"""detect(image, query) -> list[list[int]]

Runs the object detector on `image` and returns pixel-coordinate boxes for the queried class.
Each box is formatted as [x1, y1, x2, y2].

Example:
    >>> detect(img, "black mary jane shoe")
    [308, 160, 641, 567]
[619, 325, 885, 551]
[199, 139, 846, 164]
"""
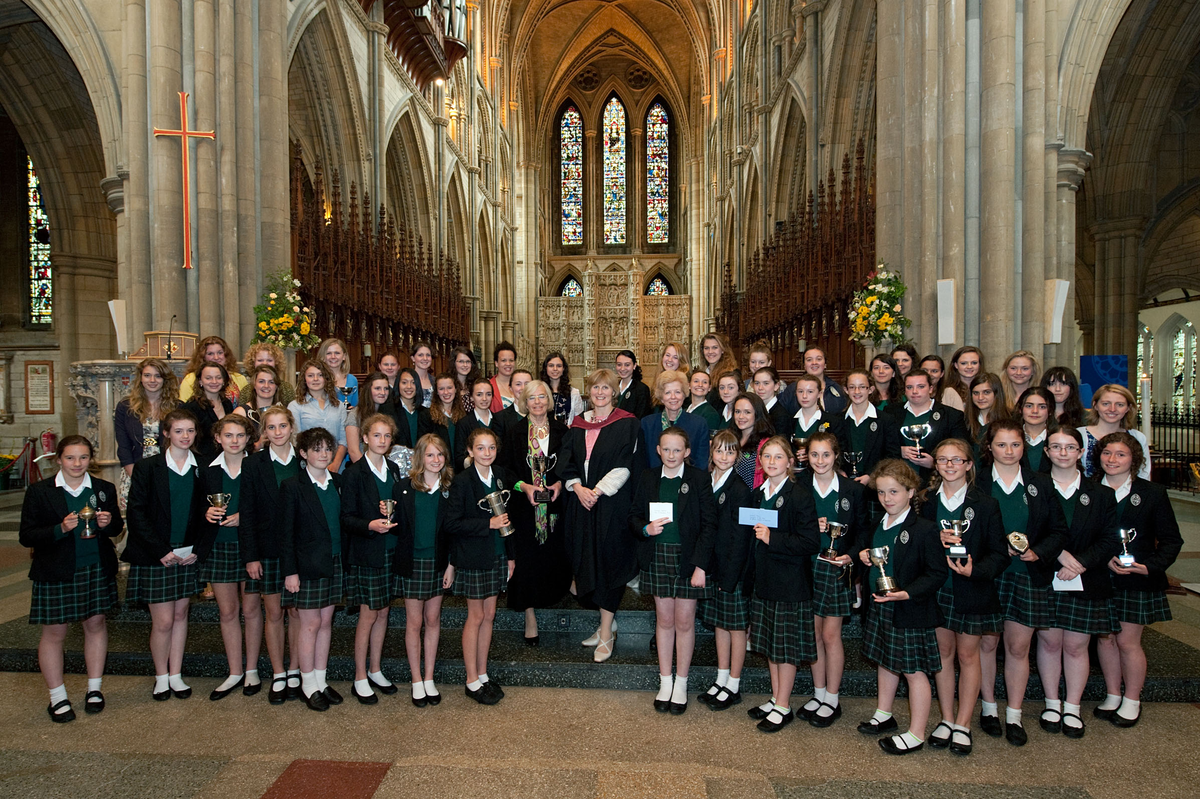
[1039, 708, 1063, 734]
[322, 686, 343, 705]
[242, 678, 262, 697]
[949, 729, 974, 755]
[152, 687, 171, 702]
[747, 703, 775, 721]
[927, 721, 953, 748]
[979, 713, 1002, 737]
[1111, 709, 1140, 728]
[465, 683, 500, 705]
[172, 686, 192, 700]
[424, 686, 442, 706]
[84, 691, 105, 714]
[756, 708, 794, 733]
[879, 735, 924, 755]
[808, 702, 843, 729]
[353, 685, 379, 705]
[1005, 722, 1028, 746]
[796, 698, 819, 721]
[709, 688, 743, 712]
[653, 696, 671, 713]
[286, 678, 301, 701]
[669, 699, 687, 716]
[410, 690, 427, 709]
[48, 699, 76, 723]
[268, 680, 288, 705]
[856, 716, 898, 735]
[368, 675, 399, 696]
[697, 684, 721, 707]
[1062, 714, 1086, 739]
[1092, 704, 1116, 721]
[303, 689, 330, 712]
[209, 683, 238, 702]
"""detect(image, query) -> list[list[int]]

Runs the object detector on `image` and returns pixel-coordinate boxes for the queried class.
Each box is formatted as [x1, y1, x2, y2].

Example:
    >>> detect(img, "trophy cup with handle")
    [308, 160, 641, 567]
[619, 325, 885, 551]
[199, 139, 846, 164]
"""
[207, 493, 231, 527]
[77, 496, 98, 540]
[843, 451, 864, 478]
[820, 522, 847, 562]
[380, 499, 396, 527]
[526, 452, 558, 504]
[1117, 528, 1138, 568]
[478, 489, 515, 537]
[942, 518, 970, 559]
[869, 546, 898, 594]
[901, 423, 932, 457]
[336, 385, 355, 405]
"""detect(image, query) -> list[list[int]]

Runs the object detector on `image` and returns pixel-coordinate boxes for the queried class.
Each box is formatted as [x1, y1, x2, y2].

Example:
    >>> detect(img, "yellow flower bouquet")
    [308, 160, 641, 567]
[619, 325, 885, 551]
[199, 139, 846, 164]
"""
[847, 264, 912, 348]
[252, 272, 320, 351]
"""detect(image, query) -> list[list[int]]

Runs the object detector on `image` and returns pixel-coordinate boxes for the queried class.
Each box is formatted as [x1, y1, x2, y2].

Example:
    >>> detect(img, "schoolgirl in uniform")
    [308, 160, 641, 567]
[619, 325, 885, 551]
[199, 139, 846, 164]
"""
[630, 426, 717, 715]
[447, 426, 516, 704]
[20, 436, 123, 721]
[1041, 367, 1085, 427]
[1017, 387, 1056, 473]
[340, 413, 404, 705]
[788, 374, 844, 471]
[281, 427, 346, 711]
[976, 419, 1069, 745]
[751, 367, 793, 438]
[856, 459, 947, 754]
[714, 371, 742, 430]
[1035, 426, 1120, 739]
[199, 414, 261, 700]
[432, 372, 466, 458]
[123, 409, 210, 700]
[920, 438, 1006, 755]
[393, 367, 439, 450]
[455, 377, 496, 469]
[838, 369, 902, 487]
[398, 434, 454, 707]
[744, 436, 820, 733]
[698, 430, 753, 710]
[796, 432, 870, 728]
[965, 372, 1009, 464]
[238, 406, 301, 703]
[614, 350, 652, 419]
[234, 364, 282, 445]
[731, 394, 773, 489]
[1093, 431, 1182, 727]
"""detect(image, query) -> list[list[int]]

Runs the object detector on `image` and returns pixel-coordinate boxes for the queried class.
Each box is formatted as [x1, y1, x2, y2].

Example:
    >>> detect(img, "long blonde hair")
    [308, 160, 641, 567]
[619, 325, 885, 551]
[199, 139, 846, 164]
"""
[410, 433, 454, 492]
[317, 338, 351, 379]
[128, 358, 180, 422]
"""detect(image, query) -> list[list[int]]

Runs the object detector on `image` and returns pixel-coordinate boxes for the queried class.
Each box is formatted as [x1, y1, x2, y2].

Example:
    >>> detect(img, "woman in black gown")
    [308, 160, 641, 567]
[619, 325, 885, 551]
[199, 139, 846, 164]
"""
[501, 380, 573, 644]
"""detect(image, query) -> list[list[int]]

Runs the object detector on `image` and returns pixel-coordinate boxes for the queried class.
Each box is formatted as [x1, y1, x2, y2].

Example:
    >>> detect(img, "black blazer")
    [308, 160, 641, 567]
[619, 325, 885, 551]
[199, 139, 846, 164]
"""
[1056, 478, 1121, 599]
[20, 476, 124, 582]
[1111, 478, 1183, 594]
[279, 467, 345, 580]
[765, 401, 794, 439]
[868, 513, 948, 629]
[445, 465, 517, 570]
[387, 401, 440, 449]
[629, 465, 718, 579]
[122, 453, 211, 566]
[198, 462, 245, 565]
[340, 456, 405, 569]
[975, 466, 1070, 587]
[616, 379, 652, 419]
[918, 485, 1008, 614]
[795, 472, 872, 558]
[742, 481, 820, 603]
[393, 476, 451, 576]
[491, 406, 525, 442]
[884, 400, 969, 481]
[454, 410, 495, 468]
[708, 475, 754, 592]
[181, 397, 237, 464]
[238, 448, 293, 564]
[836, 408, 902, 477]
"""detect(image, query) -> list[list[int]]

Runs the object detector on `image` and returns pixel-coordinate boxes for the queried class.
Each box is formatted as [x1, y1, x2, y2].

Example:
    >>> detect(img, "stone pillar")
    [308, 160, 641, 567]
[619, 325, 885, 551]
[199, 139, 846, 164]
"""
[1090, 217, 1142, 366]
[875, 0, 903, 275]
[631, 127, 643, 251]
[258, 0, 288, 300]
[101, 174, 129, 353]
[979, 0, 1016, 357]
[584, 130, 597, 253]
[943, 0, 967, 348]
[150, 0, 186, 329]
[124, 0, 152, 343]
[218, 0, 241, 345]
[194, 0, 220, 334]
[1021, 0, 1046, 355]
[235, 0, 258, 345]
[1056, 149, 1090, 363]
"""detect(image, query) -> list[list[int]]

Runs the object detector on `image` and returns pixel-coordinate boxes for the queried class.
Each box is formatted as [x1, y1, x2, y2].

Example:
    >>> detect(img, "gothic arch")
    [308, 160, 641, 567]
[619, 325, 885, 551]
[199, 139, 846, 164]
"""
[478, 210, 495, 308]
[385, 109, 434, 242]
[446, 169, 469, 267]
[770, 92, 807, 221]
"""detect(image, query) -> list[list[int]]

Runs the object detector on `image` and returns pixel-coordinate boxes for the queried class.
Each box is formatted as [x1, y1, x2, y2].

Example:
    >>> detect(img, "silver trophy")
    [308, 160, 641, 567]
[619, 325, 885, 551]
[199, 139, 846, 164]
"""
[246, 407, 263, 427]
[77, 495, 98, 540]
[387, 445, 414, 474]
[902, 423, 932, 457]
[526, 452, 558, 503]
[869, 546, 898, 594]
[820, 522, 847, 562]
[844, 451, 864, 477]
[478, 490, 515, 537]
[380, 499, 396, 526]
[336, 385, 355, 405]
[1117, 528, 1138, 568]
[943, 518, 970, 558]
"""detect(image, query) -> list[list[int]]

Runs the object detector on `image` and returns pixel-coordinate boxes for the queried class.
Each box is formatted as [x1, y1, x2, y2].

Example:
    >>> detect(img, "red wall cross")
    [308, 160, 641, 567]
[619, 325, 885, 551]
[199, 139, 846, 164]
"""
[153, 91, 215, 270]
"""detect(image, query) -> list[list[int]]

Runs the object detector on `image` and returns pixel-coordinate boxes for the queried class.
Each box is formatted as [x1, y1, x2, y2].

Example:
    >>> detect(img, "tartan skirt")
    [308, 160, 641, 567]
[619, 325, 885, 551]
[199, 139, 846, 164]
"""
[401, 557, 445, 601]
[454, 554, 507, 600]
[640, 542, 714, 601]
[749, 597, 817, 666]
[126, 562, 198, 605]
[1112, 589, 1172, 626]
[283, 555, 344, 610]
[936, 586, 1002, 636]
[812, 558, 854, 618]
[199, 541, 245, 585]
[243, 557, 283, 596]
[29, 563, 118, 626]
[862, 601, 942, 675]
[346, 565, 394, 611]
[1050, 592, 1119, 635]
[699, 585, 749, 631]
[996, 571, 1056, 629]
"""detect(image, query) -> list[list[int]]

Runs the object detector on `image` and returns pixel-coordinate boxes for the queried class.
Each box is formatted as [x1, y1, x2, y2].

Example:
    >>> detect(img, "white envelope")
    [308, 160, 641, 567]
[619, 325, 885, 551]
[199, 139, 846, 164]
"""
[172, 546, 194, 559]
[648, 502, 674, 524]
[1052, 574, 1083, 592]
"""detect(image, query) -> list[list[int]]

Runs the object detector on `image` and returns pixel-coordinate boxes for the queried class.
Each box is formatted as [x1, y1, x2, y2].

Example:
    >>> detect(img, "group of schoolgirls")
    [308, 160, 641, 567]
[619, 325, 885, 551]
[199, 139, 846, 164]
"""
[19, 400, 527, 720]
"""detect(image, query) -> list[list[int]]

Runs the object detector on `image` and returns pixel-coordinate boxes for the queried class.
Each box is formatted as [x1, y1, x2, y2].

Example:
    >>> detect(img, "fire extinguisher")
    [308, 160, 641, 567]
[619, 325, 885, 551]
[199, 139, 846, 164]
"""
[37, 428, 57, 461]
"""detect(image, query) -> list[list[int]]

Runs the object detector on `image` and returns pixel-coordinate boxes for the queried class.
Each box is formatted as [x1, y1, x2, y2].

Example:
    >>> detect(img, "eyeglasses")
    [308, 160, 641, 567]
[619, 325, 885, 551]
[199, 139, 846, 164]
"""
[935, 457, 968, 466]
[1047, 444, 1080, 453]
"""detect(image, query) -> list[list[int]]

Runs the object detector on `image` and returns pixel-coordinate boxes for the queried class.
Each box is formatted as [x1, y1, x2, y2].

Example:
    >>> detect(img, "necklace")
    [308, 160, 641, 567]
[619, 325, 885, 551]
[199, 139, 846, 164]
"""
[530, 418, 550, 438]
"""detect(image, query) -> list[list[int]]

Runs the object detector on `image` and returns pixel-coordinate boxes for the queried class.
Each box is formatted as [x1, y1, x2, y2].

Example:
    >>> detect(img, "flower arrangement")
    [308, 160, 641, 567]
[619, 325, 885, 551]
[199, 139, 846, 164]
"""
[252, 272, 321, 351]
[848, 265, 912, 348]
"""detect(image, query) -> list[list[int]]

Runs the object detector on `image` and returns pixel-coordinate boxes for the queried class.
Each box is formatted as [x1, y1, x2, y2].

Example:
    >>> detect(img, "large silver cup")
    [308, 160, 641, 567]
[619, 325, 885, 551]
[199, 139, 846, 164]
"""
[869, 546, 898, 594]
[1117, 527, 1138, 567]
[77, 497, 98, 540]
[478, 490, 515, 537]
[380, 499, 396, 526]
[821, 522, 847, 561]
[945, 518, 970, 558]
[336, 385, 355, 405]
[843, 451, 864, 477]
[526, 452, 558, 503]
[901, 423, 932, 457]
[388, 445, 414, 474]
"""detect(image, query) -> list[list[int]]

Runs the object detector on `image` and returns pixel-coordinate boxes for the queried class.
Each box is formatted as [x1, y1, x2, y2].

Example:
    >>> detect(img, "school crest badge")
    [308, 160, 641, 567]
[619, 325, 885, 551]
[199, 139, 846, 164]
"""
[964, 507, 975, 521]
[680, 483, 689, 494]
[1080, 493, 1090, 506]
[98, 490, 107, 503]
[719, 493, 726, 505]
[1131, 493, 1141, 506]
[841, 498, 850, 511]
[870, 421, 878, 432]
[775, 496, 784, 509]
[442, 489, 450, 498]
[933, 412, 941, 421]
[900, 530, 910, 544]
[1027, 484, 1038, 497]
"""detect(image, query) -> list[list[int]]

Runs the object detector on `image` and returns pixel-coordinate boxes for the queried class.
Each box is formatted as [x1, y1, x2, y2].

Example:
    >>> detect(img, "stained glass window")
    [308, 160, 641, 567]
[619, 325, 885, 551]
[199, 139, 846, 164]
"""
[646, 102, 669, 243]
[1172, 323, 1195, 410]
[27, 157, 52, 325]
[646, 276, 671, 296]
[560, 106, 583, 245]
[559, 277, 583, 297]
[602, 97, 626, 244]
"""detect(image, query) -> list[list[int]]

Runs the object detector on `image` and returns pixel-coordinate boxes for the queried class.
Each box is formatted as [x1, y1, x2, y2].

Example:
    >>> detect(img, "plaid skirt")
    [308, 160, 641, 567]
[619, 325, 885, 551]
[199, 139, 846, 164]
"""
[29, 563, 118, 626]
[996, 571, 1055, 629]
[1112, 589, 1172, 626]
[1050, 592, 1119, 635]
[200, 541, 245, 585]
[862, 601, 942, 675]
[243, 557, 283, 596]
[454, 554, 507, 600]
[283, 555, 344, 610]
[640, 542, 714, 601]
[812, 558, 853, 618]
[699, 585, 749, 631]
[126, 562, 198, 605]
[937, 586, 1002, 636]
[346, 565, 393, 611]
[401, 557, 445, 601]
[749, 597, 817, 666]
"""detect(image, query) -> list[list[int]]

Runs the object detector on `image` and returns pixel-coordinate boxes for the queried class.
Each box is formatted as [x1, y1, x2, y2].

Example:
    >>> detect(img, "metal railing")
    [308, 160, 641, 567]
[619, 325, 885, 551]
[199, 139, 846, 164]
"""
[1143, 405, 1200, 493]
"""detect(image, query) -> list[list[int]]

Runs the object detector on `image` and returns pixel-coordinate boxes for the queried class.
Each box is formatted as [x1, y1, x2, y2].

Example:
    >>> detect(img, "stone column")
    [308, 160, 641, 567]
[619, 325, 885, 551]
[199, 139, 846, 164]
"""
[124, 0, 152, 342]
[235, 0, 258, 344]
[631, 127, 643, 251]
[194, 0, 220, 334]
[101, 174, 129, 353]
[258, 0, 289, 313]
[943, 0, 967, 348]
[1056, 149, 1090, 363]
[917, 0, 940, 355]
[584, 129, 597, 253]
[979, 0, 1016, 357]
[1042, 0, 1062, 366]
[874, 0, 903, 274]
[218, 0, 241, 345]
[1021, 0, 1046, 354]
[150, 0, 185, 329]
